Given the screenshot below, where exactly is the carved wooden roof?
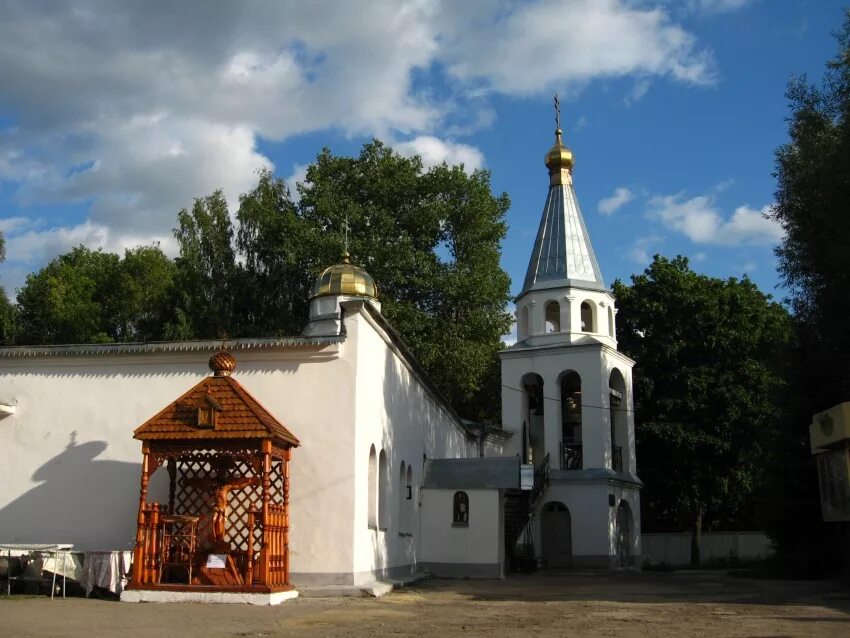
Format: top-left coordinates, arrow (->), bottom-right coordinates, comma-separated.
133,375 -> 300,447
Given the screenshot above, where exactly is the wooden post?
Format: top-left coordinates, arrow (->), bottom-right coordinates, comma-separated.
283,448 -> 291,586
132,444 -> 151,585
246,512 -> 255,584
259,441 -> 272,585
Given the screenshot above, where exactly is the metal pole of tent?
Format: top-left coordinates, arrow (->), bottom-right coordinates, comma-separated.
50,547 -> 57,600
62,549 -> 67,599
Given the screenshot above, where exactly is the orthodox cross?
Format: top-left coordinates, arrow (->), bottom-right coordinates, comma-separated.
554,93 -> 561,131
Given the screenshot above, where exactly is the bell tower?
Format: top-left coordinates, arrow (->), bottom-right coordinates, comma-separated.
500,98 -> 642,569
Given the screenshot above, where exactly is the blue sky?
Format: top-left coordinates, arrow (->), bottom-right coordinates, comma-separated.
0,0 -> 845,309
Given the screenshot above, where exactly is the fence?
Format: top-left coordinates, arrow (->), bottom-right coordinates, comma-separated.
641,531 -> 774,567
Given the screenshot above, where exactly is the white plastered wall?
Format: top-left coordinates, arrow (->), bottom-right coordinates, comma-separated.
534,482 -> 641,567
349,309 -> 474,584
419,489 -> 503,576
0,345 -> 359,583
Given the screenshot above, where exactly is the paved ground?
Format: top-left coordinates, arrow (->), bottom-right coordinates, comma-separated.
2,570 -> 849,637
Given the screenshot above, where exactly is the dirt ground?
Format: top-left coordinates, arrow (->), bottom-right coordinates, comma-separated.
2,570 -> 849,637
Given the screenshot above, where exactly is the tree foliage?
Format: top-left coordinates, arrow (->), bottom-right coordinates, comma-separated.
11,142 -> 511,420
0,230 -> 16,345
769,10 -> 850,410
613,256 -> 791,562
167,142 -> 512,419
16,245 -> 176,344
761,10 -> 850,575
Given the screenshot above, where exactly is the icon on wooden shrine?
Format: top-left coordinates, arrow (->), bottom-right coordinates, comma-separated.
126,348 -> 300,595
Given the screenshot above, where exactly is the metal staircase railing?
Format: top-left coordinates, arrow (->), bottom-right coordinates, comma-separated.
504,453 -> 550,572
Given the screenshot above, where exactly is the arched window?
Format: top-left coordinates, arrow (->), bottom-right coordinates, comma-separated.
378,450 -> 389,529
453,491 -> 469,526
581,301 -> 595,332
406,465 -> 414,535
398,461 -> 406,533
608,306 -> 614,338
368,445 -> 377,529
544,301 -> 560,333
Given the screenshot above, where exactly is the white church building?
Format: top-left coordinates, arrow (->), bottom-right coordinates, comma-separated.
0,121 -> 641,594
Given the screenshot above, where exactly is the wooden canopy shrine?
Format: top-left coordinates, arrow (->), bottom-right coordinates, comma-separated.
127,349 -> 300,594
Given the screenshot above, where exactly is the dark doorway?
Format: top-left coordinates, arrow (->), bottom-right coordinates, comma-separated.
541,501 -> 572,568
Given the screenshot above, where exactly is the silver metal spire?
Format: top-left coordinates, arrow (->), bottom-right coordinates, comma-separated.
519,108 -> 605,297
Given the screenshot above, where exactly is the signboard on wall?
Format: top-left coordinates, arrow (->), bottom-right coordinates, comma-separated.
520,464 -> 534,491
816,446 -> 850,522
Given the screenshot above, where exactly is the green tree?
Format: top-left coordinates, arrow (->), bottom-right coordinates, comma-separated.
770,9 -> 850,410
0,230 -> 17,345
235,169 -> 311,337
297,141 -> 512,419
762,10 -> 850,576
168,190 -> 238,340
613,256 -> 791,564
16,245 -> 176,344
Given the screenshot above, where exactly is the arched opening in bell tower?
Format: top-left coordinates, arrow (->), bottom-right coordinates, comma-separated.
559,371 -> 582,470
609,369 -> 627,473
521,373 -> 545,465
518,305 -> 529,340
580,301 -> 595,332
544,301 -> 561,333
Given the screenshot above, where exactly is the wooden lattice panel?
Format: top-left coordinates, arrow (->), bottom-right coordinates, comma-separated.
168,449 -> 283,554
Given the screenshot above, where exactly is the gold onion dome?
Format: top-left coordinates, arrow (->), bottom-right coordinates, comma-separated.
209,348 -> 237,377
311,252 -> 378,299
545,128 -> 574,172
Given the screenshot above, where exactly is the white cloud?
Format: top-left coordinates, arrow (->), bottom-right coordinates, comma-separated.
630,235 -> 664,264
394,136 -> 484,172
286,163 -> 309,204
442,0 -> 715,93
4,220 -> 176,266
598,186 -> 634,216
0,0 -> 719,280
692,251 -> 707,262
693,0 -> 757,14
647,193 -> 782,245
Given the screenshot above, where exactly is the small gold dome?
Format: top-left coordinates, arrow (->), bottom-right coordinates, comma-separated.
544,128 -> 574,172
209,348 -> 237,377
311,252 -> 378,300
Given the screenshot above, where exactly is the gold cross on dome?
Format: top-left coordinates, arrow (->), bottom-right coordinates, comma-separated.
554,93 -> 561,131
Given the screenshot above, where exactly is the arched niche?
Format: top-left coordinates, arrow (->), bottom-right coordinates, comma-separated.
608,306 -> 615,338
368,445 -> 378,529
378,449 -> 389,530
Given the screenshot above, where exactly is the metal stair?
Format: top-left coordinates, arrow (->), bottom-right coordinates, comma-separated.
504,454 -> 550,572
